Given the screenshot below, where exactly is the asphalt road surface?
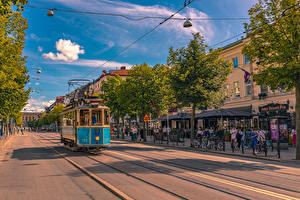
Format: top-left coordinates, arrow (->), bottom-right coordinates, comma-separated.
0,132 -> 299,200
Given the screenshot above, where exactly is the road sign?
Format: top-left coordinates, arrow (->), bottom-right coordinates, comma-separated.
143,113 -> 150,122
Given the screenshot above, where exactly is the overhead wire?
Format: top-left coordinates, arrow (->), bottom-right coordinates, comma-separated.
26,5 -> 249,21
82,0 -> 196,79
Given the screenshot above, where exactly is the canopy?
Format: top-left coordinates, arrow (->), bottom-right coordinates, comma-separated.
195,106 -> 253,119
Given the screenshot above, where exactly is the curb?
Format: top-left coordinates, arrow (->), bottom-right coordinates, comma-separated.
112,138 -> 299,164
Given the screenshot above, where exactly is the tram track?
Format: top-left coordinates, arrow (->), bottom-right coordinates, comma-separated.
107,149 -> 300,194
37,133 -> 250,199
34,133 -> 189,200
100,151 -> 300,200
36,133 -> 300,200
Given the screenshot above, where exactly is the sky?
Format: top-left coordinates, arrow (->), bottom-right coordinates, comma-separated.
22,0 -> 257,112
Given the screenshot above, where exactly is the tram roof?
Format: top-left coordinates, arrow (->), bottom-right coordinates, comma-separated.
61,105 -> 109,114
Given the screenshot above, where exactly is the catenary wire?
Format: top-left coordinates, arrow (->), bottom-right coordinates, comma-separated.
26,5 -> 250,21
82,0 -> 196,79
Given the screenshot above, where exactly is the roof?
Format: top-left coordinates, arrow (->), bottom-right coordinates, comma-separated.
110,68 -> 129,76
195,106 -> 253,119
155,112 -> 192,121
222,39 -> 243,51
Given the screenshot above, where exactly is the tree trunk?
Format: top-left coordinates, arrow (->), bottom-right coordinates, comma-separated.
296,79 -> 300,160
122,117 -> 125,139
190,103 -> 196,147
116,115 -> 120,138
143,120 -> 147,142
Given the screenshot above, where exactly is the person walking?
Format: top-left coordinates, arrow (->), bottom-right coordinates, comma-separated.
230,127 -> 237,152
250,129 -> 258,155
236,129 -> 242,149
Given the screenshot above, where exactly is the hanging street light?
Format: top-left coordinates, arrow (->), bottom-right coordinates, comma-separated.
47,9 -> 54,17
183,18 -> 192,28
37,69 -> 42,74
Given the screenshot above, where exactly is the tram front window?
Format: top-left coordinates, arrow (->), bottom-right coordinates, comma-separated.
91,110 -> 102,126
80,110 -> 90,126
104,109 -> 109,125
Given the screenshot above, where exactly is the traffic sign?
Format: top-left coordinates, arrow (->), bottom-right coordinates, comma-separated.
143,113 -> 150,122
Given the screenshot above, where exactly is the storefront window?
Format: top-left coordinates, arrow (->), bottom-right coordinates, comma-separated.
91,110 -> 102,126
80,110 -> 90,126
233,81 -> 240,97
104,109 -> 109,125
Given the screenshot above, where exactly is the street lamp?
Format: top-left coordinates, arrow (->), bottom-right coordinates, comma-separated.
47,9 -> 54,17
183,18 -> 192,28
37,69 -> 42,74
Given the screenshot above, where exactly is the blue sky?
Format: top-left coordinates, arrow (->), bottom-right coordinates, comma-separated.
23,0 -> 257,112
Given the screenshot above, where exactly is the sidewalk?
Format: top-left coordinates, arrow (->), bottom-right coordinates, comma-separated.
112,135 -> 298,163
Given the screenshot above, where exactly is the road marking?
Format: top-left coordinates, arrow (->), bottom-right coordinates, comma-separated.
109,151 -> 300,200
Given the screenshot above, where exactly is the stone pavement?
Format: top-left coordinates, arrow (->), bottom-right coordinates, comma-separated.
112,135 -> 297,162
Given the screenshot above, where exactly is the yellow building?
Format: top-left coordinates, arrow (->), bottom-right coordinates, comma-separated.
215,38 -> 295,129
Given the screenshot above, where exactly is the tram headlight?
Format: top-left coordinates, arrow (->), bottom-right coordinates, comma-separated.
95,136 -> 100,141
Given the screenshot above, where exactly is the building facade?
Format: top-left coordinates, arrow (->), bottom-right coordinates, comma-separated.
217,39 -> 295,130
21,111 -> 41,127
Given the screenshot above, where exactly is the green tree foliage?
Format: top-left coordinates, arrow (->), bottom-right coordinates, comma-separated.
0,0 -> 29,129
101,75 -> 128,134
168,33 -> 231,145
38,104 -> 64,127
242,0 -> 300,159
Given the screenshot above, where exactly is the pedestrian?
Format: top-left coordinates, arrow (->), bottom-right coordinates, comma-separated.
250,129 -> 258,155
230,127 -> 237,152
236,129 -> 242,149
21,128 -> 24,135
292,129 -> 296,147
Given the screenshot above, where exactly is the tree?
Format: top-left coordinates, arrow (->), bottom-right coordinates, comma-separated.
0,0 -> 29,133
242,0 -> 300,159
168,33 -> 231,146
125,63 -> 174,141
101,75 -> 128,137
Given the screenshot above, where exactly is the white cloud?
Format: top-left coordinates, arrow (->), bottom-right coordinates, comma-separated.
38,46 -> 43,52
47,58 -> 132,69
43,39 -> 85,62
22,98 -> 55,112
43,0 -> 215,41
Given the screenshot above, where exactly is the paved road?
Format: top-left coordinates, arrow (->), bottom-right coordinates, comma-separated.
1,132 -> 300,200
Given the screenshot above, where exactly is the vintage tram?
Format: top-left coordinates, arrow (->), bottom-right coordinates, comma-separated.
60,99 -> 110,151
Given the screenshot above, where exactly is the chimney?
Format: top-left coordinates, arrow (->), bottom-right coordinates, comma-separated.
120,66 -> 126,70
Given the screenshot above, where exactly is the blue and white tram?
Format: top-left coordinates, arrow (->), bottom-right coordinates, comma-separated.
60,100 -> 110,151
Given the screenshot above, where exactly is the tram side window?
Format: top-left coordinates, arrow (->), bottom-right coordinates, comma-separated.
104,109 -> 109,125
91,110 -> 102,126
63,112 -> 73,126
80,110 -> 90,126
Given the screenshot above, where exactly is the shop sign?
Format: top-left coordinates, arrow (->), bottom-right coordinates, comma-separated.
259,103 -> 288,116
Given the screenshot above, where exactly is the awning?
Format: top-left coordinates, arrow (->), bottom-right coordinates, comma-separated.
195,106 -> 253,119
155,112 -> 191,121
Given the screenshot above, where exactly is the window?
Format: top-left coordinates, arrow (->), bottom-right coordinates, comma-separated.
260,83 -> 268,93
244,55 -> 249,65
246,84 -> 252,96
80,110 -> 90,126
91,110 -> 102,126
223,84 -> 229,99
233,81 -> 240,97
233,57 -> 238,68
104,109 -> 109,125
63,112 -> 73,126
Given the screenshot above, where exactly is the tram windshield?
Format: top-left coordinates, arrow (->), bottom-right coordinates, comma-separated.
80,109 -> 90,126
91,110 -> 102,126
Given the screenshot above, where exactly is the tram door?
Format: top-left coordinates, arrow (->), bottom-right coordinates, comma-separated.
73,110 -> 78,143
